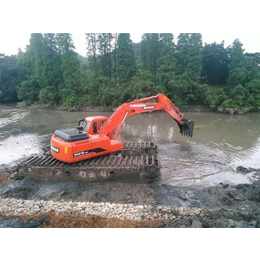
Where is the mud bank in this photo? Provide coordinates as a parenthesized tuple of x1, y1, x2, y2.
(0, 107, 28, 129)
(24, 103, 260, 115)
(17, 102, 113, 112)
(0, 169, 259, 227)
(0, 180, 259, 228)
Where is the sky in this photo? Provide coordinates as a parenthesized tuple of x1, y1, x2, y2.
(1, 33, 260, 57)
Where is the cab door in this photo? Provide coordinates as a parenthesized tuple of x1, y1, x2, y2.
(93, 121, 98, 134)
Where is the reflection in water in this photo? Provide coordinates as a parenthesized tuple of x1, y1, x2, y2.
(1, 109, 260, 186)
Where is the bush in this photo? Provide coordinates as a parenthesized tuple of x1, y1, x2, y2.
(220, 99, 237, 108)
(39, 86, 60, 105)
(60, 88, 85, 108)
(204, 87, 227, 107)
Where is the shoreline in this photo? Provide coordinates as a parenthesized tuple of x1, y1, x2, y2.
(14, 102, 260, 115)
(1, 102, 260, 115)
(1, 165, 260, 228)
(0, 179, 259, 228)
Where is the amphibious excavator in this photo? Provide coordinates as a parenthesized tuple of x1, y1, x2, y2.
(17, 94, 194, 182)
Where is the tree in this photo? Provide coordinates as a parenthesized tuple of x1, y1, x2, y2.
(116, 33, 137, 83)
(16, 33, 46, 104)
(228, 39, 245, 70)
(29, 33, 46, 88)
(175, 33, 203, 82)
(244, 52, 260, 82)
(168, 73, 204, 105)
(202, 42, 228, 85)
(227, 39, 247, 87)
(141, 33, 161, 84)
(157, 33, 175, 91)
(0, 54, 19, 102)
(123, 70, 155, 101)
(112, 33, 118, 80)
(133, 42, 141, 68)
(244, 78, 260, 107)
(98, 33, 113, 79)
(227, 67, 247, 87)
(86, 33, 99, 77)
(3, 32, 260, 111)
(141, 34, 148, 70)
(42, 33, 63, 87)
(38, 33, 63, 105)
(57, 33, 83, 107)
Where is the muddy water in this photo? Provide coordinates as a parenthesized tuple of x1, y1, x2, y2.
(1, 107, 260, 186)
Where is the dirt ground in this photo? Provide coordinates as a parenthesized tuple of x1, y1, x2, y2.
(0, 211, 164, 228)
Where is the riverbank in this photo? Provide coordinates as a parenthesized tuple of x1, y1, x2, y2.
(0, 180, 259, 228)
(15, 101, 260, 115)
(16, 102, 113, 112)
(0, 165, 260, 228)
(0, 106, 28, 128)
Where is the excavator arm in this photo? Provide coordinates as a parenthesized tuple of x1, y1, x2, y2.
(98, 93, 194, 140)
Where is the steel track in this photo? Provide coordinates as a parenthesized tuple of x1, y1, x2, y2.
(17, 142, 160, 182)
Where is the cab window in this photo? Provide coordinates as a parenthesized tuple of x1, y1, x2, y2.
(84, 120, 91, 132)
(98, 120, 104, 129)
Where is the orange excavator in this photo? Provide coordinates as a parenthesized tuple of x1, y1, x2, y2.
(51, 94, 194, 163)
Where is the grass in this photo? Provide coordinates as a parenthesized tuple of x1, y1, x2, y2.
(0, 111, 12, 118)
(194, 124, 208, 130)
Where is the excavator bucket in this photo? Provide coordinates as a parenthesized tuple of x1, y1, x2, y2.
(179, 119, 194, 137)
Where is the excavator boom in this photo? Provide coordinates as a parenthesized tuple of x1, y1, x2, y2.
(99, 93, 194, 139)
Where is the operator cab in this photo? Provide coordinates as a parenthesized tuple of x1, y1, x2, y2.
(78, 116, 108, 135)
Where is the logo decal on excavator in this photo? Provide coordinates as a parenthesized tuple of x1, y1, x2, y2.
(74, 150, 91, 157)
(143, 106, 155, 110)
(73, 148, 106, 157)
(130, 104, 145, 108)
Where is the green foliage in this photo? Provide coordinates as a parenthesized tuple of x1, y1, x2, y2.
(116, 33, 137, 83)
(2, 33, 260, 111)
(228, 39, 245, 71)
(0, 54, 19, 102)
(85, 33, 99, 77)
(175, 33, 203, 82)
(123, 70, 155, 100)
(227, 68, 247, 87)
(168, 73, 205, 106)
(157, 34, 175, 90)
(141, 33, 161, 84)
(202, 42, 228, 85)
(133, 42, 141, 68)
(39, 86, 60, 105)
(60, 88, 85, 108)
(98, 33, 113, 79)
(220, 99, 237, 108)
(16, 77, 40, 105)
(205, 87, 228, 107)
